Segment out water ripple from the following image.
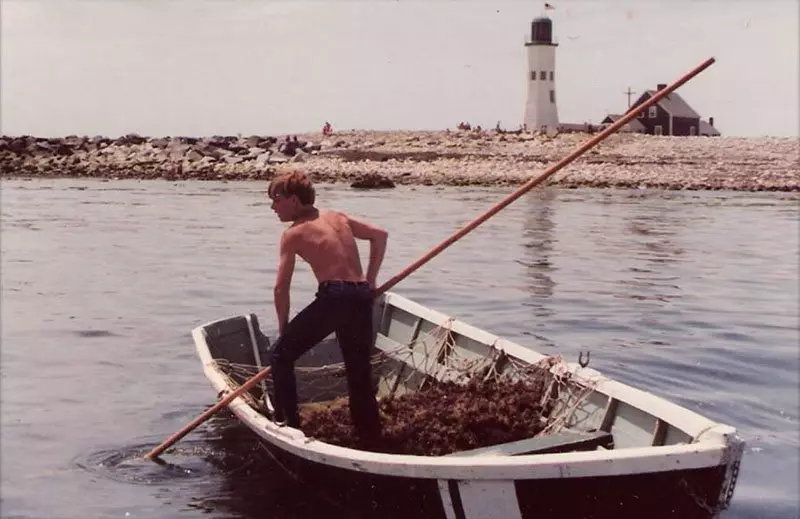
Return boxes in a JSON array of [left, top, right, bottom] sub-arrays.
[[74, 440, 225, 486]]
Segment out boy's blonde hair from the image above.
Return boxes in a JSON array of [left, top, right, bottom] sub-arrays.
[[268, 171, 316, 205]]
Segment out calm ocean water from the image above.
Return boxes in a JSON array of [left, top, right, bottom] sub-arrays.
[[1, 179, 798, 519]]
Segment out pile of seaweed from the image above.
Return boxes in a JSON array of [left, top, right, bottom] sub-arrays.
[[300, 378, 555, 456]]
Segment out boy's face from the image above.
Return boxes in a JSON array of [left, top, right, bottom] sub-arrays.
[[270, 192, 299, 222]]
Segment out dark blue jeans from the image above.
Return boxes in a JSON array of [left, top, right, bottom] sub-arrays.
[[270, 280, 381, 446]]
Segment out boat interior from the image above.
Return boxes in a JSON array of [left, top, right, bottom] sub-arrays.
[[198, 293, 702, 457]]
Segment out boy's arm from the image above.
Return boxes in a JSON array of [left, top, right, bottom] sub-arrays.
[[274, 232, 296, 335], [347, 215, 388, 289]]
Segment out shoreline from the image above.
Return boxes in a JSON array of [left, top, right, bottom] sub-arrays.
[[1, 130, 797, 191]]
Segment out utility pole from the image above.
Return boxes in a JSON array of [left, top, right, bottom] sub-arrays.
[[624, 86, 637, 108]]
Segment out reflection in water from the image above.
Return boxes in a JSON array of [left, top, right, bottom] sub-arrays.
[[193, 412, 357, 519], [518, 189, 558, 320], [626, 194, 687, 269], [616, 194, 689, 304]]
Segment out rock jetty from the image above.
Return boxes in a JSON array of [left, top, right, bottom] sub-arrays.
[[1, 130, 797, 191]]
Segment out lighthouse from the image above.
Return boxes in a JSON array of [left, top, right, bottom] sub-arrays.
[[523, 17, 559, 134]]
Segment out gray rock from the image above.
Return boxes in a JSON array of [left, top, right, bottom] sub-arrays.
[[186, 150, 203, 162], [255, 152, 272, 165], [243, 136, 261, 148], [168, 144, 190, 161], [350, 173, 395, 189], [195, 145, 222, 160], [116, 133, 146, 145], [224, 156, 244, 165]]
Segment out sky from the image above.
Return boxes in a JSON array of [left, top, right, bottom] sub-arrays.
[[1, 0, 798, 138]]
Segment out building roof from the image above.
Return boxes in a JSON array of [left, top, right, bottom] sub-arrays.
[[643, 90, 701, 119], [698, 119, 721, 136], [601, 114, 647, 132]]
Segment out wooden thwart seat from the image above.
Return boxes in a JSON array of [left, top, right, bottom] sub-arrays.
[[446, 429, 613, 457]]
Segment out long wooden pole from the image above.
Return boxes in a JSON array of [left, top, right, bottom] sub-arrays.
[[144, 366, 272, 459], [144, 56, 714, 461], [376, 56, 715, 295]]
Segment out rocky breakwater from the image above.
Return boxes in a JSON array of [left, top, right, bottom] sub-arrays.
[[306, 130, 799, 191], [1, 130, 797, 191], [0, 134, 300, 181]]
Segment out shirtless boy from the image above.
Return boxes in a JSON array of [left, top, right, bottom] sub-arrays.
[[267, 171, 388, 449]]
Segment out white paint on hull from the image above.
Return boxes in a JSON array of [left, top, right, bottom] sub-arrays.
[[437, 479, 458, 519], [458, 480, 523, 519]]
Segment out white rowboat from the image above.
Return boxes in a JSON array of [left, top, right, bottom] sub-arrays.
[[193, 291, 744, 519]]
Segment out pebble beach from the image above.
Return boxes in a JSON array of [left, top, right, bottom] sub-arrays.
[[1, 130, 797, 191]]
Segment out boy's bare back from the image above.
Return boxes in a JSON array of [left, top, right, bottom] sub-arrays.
[[283, 210, 366, 283]]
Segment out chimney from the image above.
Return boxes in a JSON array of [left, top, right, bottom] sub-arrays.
[[709, 116, 715, 127], [657, 83, 667, 91]]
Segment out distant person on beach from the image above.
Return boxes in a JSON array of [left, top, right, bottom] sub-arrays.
[[267, 171, 388, 450]]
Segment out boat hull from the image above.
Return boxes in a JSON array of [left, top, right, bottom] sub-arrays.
[[259, 438, 728, 519]]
